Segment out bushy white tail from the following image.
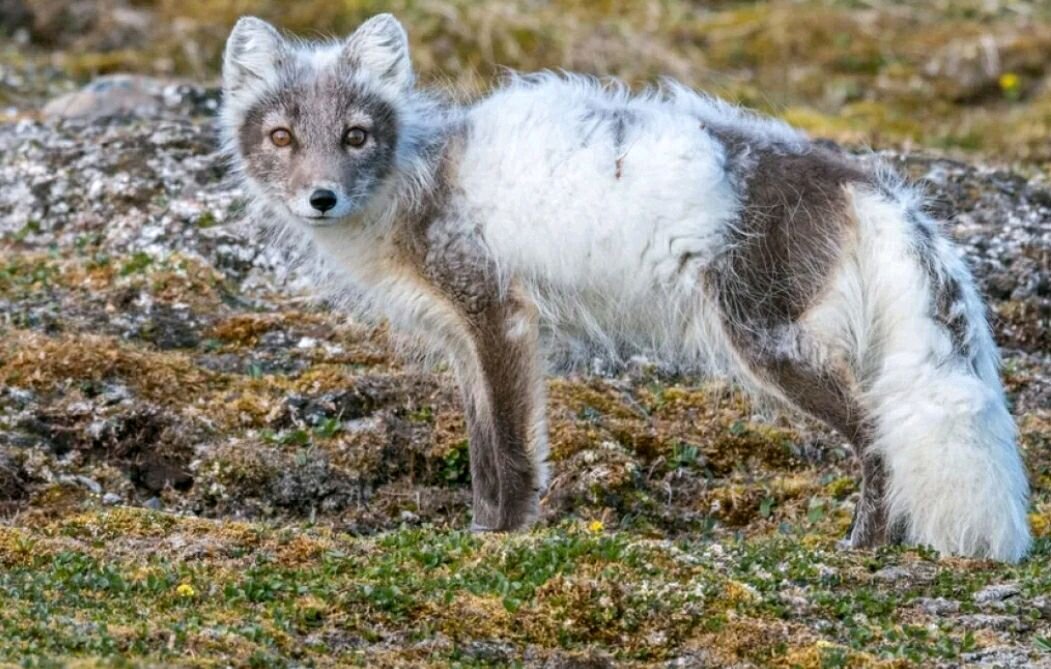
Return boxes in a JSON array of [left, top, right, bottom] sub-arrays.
[[852, 187, 1031, 562]]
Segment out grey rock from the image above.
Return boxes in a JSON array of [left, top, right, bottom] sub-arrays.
[[58, 474, 101, 494], [42, 75, 166, 120], [958, 614, 1029, 632], [42, 75, 220, 121], [1031, 595, 1051, 619], [975, 583, 1022, 606], [102, 492, 122, 506], [915, 596, 961, 616], [458, 640, 515, 664], [0, 453, 26, 501], [0, 0, 33, 37], [961, 645, 1049, 668], [663, 650, 716, 668], [196, 353, 245, 374], [138, 304, 201, 350], [874, 566, 912, 583], [539, 649, 614, 669], [76, 475, 102, 494], [2, 386, 35, 408], [258, 329, 292, 349]]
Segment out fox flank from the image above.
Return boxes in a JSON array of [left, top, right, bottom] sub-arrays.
[[221, 14, 1032, 561]]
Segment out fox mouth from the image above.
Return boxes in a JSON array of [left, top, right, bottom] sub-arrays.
[[290, 208, 348, 227], [301, 216, 345, 228]]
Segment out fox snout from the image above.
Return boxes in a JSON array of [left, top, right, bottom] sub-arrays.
[[309, 189, 338, 213], [285, 180, 355, 222]]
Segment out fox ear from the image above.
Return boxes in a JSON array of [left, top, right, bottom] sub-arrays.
[[342, 14, 413, 92], [223, 16, 287, 95]]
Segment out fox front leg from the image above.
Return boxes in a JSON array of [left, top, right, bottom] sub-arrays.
[[418, 226, 549, 531], [454, 292, 549, 531]]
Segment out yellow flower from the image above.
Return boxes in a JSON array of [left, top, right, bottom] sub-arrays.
[[1030, 512, 1049, 538], [587, 520, 604, 533], [175, 583, 196, 598], [999, 72, 1020, 93]]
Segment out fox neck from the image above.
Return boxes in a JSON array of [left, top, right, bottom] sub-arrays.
[[353, 95, 463, 235]]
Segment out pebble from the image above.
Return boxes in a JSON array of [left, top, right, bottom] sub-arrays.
[[958, 614, 1028, 632], [975, 583, 1021, 605], [873, 566, 911, 583], [57, 474, 102, 494], [914, 596, 961, 616]]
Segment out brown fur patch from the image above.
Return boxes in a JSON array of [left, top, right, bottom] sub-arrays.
[[462, 294, 543, 530], [707, 137, 870, 330]]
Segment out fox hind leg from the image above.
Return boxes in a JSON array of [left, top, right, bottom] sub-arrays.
[[725, 329, 899, 548]]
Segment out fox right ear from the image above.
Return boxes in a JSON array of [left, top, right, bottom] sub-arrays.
[[223, 17, 286, 95], [342, 14, 413, 93]]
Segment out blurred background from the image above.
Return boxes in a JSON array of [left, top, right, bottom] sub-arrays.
[[2, 0, 1050, 169]]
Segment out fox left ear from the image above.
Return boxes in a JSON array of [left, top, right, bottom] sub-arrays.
[[342, 14, 414, 93]]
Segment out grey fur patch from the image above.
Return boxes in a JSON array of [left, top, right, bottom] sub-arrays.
[[906, 207, 972, 358], [935, 274, 970, 354], [423, 230, 495, 315], [707, 133, 870, 331]]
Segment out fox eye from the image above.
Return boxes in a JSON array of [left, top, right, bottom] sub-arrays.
[[270, 128, 293, 147], [344, 127, 368, 148]]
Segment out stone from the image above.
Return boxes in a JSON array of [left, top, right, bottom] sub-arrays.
[[975, 583, 1021, 606], [41, 75, 219, 121], [914, 597, 961, 616]]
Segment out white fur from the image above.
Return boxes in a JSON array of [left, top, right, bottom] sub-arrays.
[[222, 17, 286, 109], [457, 75, 742, 369]]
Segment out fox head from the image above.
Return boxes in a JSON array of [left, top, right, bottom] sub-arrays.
[[221, 14, 414, 225]]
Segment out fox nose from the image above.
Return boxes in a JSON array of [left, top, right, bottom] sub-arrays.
[[309, 189, 338, 213]]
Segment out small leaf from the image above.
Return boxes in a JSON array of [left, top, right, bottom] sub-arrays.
[[759, 496, 775, 519], [807, 497, 826, 523]]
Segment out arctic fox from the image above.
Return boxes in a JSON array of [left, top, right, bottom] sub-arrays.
[[220, 14, 1031, 561]]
